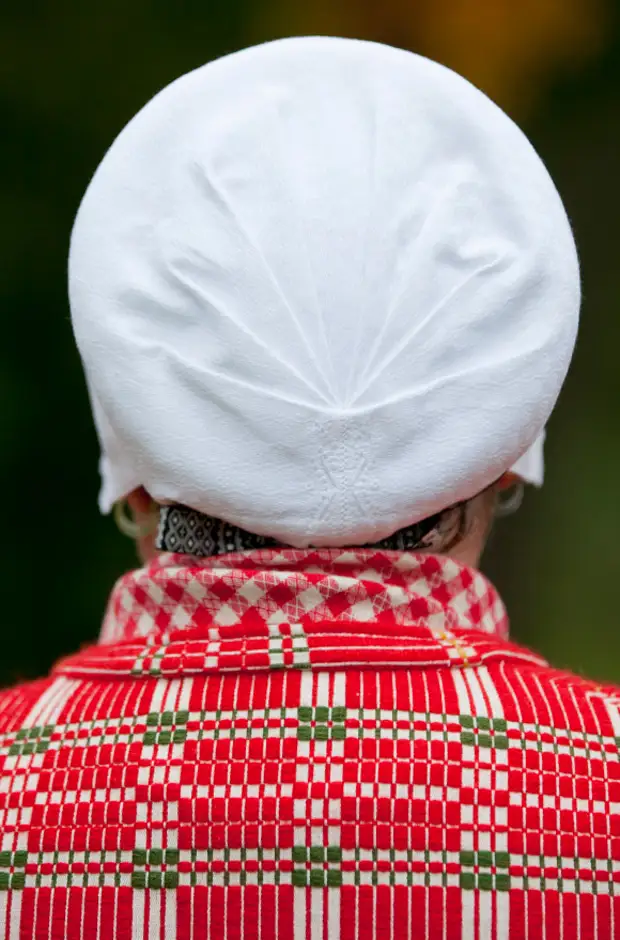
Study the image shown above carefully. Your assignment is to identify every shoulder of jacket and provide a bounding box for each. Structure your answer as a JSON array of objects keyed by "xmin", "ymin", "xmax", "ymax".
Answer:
[{"xmin": 0, "ymin": 676, "xmax": 56, "ymax": 734}]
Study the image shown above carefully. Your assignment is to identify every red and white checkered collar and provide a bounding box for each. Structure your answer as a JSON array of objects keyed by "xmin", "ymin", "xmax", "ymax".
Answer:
[
  {"xmin": 99, "ymin": 549, "xmax": 509, "ymax": 646},
  {"xmin": 55, "ymin": 549, "xmax": 547, "ymax": 678}
]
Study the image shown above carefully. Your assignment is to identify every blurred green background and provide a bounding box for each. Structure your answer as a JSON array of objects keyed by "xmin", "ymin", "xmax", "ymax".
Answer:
[{"xmin": 1, "ymin": 1, "xmax": 619, "ymax": 686}]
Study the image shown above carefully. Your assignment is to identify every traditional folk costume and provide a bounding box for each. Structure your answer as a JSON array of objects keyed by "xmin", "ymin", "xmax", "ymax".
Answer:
[{"xmin": 1, "ymin": 36, "xmax": 601, "ymax": 940}]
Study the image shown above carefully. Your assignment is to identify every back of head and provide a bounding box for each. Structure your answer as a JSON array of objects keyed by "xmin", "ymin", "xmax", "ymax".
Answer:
[{"xmin": 69, "ymin": 36, "xmax": 580, "ymax": 546}]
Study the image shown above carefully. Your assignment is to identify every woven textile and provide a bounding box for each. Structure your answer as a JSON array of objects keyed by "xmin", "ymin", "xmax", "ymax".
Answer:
[
  {"xmin": 1, "ymin": 550, "xmax": 620, "ymax": 939},
  {"xmin": 155, "ymin": 505, "xmax": 462, "ymax": 558}
]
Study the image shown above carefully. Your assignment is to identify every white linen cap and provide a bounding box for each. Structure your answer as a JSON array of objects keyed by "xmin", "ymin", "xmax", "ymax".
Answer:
[{"xmin": 69, "ymin": 36, "xmax": 579, "ymax": 547}]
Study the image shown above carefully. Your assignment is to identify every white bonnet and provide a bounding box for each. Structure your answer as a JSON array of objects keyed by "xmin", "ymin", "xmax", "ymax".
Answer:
[{"xmin": 69, "ymin": 37, "xmax": 579, "ymax": 546}]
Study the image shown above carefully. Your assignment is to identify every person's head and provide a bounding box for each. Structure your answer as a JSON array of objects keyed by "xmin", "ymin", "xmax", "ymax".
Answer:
[{"xmin": 69, "ymin": 38, "xmax": 580, "ymax": 567}]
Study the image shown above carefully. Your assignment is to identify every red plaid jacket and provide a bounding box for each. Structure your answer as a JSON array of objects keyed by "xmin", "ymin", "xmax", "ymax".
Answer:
[{"xmin": 1, "ymin": 549, "xmax": 619, "ymax": 939}]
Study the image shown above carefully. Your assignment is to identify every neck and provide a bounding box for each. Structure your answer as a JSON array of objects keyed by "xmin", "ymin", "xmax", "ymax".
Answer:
[{"xmin": 131, "ymin": 490, "xmax": 497, "ymax": 569}]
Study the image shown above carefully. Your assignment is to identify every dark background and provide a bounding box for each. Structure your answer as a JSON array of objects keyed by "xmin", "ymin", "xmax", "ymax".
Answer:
[{"xmin": 1, "ymin": 1, "xmax": 619, "ymax": 686}]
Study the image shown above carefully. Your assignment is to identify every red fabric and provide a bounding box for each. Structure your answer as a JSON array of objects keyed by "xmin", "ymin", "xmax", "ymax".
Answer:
[{"xmin": 1, "ymin": 549, "xmax": 619, "ymax": 938}]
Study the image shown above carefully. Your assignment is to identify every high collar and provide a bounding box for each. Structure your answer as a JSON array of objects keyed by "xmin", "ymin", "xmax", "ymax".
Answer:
[
  {"xmin": 100, "ymin": 548, "xmax": 509, "ymax": 644},
  {"xmin": 55, "ymin": 549, "xmax": 547, "ymax": 678}
]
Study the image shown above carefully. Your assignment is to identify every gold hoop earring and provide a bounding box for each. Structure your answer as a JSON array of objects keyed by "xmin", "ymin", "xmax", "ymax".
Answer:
[
  {"xmin": 495, "ymin": 482, "xmax": 525, "ymax": 518},
  {"xmin": 113, "ymin": 500, "xmax": 158, "ymax": 540}
]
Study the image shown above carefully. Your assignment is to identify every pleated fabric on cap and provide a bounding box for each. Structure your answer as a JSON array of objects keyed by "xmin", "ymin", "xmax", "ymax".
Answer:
[{"xmin": 69, "ymin": 36, "xmax": 580, "ymax": 547}]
